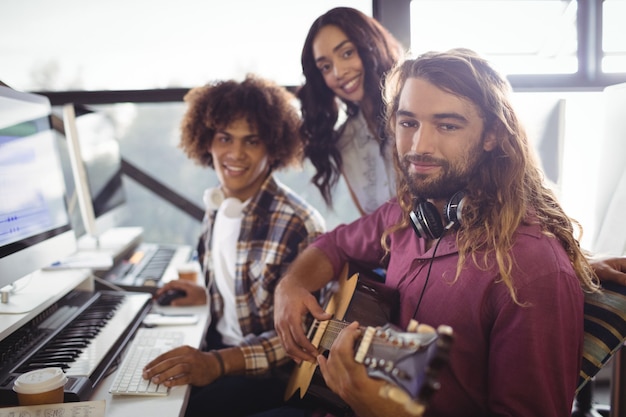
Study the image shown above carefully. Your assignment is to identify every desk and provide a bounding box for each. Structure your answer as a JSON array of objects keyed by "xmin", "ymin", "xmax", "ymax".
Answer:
[
  {"xmin": 89, "ymin": 304, "xmax": 210, "ymax": 417},
  {"xmin": 0, "ymin": 269, "xmax": 93, "ymax": 333},
  {"xmin": 1, "ymin": 244, "xmax": 209, "ymax": 417}
]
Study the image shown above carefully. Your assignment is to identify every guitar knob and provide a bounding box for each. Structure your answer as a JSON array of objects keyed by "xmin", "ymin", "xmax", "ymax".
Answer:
[
  {"xmin": 382, "ymin": 360, "xmax": 395, "ymax": 374},
  {"xmin": 418, "ymin": 376, "xmax": 441, "ymax": 403},
  {"xmin": 391, "ymin": 367, "xmax": 409, "ymax": 380}
]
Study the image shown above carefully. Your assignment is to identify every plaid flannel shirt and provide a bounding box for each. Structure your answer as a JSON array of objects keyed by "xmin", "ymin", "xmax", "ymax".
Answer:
[{"xmin": 198, "ymin": 175, "xmax": 325, "ymax": 375}]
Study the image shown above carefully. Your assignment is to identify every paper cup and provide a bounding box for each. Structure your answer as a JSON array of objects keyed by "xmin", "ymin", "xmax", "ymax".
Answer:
[
  {"xmin": 13, "ymin": 367, "xmax": 67, "ymax": 406},
  {"xmin": 177, "ymin": 262, "xmax": 199, "ymax": 282}
]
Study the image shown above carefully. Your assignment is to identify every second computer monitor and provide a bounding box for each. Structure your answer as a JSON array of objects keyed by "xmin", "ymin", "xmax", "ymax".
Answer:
[{"xmin": 62, "ymin": 104, "xmax": 130, "ymax": 247}]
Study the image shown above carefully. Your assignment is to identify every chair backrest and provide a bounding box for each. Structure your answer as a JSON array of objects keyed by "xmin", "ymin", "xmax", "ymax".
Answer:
[{"xmin": 578, "ymin": 281, "xmax": 626, "ymax": 392}]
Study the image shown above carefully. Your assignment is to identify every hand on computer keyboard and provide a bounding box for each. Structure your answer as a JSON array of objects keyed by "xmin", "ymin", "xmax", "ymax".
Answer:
[
  {"xmin": 109, "ymin": 328, "xmax": 185, "ymax": 396},
  {"xmin": 142, "ymin": 345, "xmax": 228, "ymax": 388},
  {"xmin": 154, "ymin": 280, "xmax": 207, "ymax": 307}
]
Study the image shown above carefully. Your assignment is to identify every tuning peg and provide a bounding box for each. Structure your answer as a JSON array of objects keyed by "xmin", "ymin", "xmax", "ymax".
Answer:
[
  {"xmin": 407, "ymin": 319, "xmax": 437, "ymax": 335},
  {"xmin": 417, "ymin": 323, "xmax": 435, "ymax": 334},
  {"xmin": 436, "ymin": 324, "xmax": 453, "ymax": 337}
]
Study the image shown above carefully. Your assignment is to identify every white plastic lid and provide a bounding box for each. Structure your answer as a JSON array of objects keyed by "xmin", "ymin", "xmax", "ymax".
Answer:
[
  {"xmin": 177, "ymin": 262, "xmax": 198, "ymax": 273},
  {"xmin": 13, "ymin": 367, "xmax": 68, "ymax": 394}
]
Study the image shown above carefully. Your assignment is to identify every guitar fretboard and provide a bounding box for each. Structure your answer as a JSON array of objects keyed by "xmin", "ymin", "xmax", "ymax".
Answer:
[{"xmin": 317, "ymin": 319, "xmax": 349, "ymax": 350}]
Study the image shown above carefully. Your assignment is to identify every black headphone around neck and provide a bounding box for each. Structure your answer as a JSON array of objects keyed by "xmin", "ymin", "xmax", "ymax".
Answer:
[{"xmin": 409, "ymin": 191, "xmax": 466, "ymax": 240}]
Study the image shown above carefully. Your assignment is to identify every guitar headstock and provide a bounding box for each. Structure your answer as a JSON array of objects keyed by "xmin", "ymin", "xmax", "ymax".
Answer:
[{"xmin": 354, "ymin": 322, "xmax": 454, "ymax": 415}]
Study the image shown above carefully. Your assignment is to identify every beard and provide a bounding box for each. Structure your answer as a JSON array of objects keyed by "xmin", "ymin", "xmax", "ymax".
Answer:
[{"xmin": 399, "ymin": 145, "xmax": 484, "ymax": 200}]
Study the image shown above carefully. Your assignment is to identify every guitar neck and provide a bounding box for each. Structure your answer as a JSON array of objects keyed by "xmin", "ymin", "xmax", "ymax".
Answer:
[
  {"xmin": 316, "ymin": 319, "xmax": 350, "ymax": 351},
  {"xmin": 316, "ymin": 319, "xmax": 385, "ymax": 356}
]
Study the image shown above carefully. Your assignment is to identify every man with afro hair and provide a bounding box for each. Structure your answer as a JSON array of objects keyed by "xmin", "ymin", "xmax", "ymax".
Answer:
[{"xmin": 144, "ymin": 74, "xmax": 326, "ymax": 417}]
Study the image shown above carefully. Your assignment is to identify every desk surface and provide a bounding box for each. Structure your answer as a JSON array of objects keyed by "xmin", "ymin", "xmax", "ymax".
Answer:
[
  {"xmin": 1, "ymin": 237, "xmax": 209, "ymax": 417},
  {"xmin": 0, "ymin": 268, "xmax": 93, "ymax": 337},
  {"xmin": 90, "ymin": 303, "xmax": 210, "ymax": 417}
]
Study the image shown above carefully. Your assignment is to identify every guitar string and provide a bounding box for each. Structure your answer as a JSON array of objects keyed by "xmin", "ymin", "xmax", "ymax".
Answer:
[
  {"xmin": 320, "ymin": 324, "xmax": 426, "ymax": 353},
  {"xmin": 320, "ymin": 321, "xmax": 418, "ymax": 348}
]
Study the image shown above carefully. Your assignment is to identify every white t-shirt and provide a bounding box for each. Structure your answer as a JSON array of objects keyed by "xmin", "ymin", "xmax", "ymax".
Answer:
[{"xmin": 211, "ymin": 197, "xmax": 245, "ymax": 346}]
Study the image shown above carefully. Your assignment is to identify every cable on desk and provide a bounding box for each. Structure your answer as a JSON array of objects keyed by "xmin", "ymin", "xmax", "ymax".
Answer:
[{"xmin": 92, "ymin": 274, "xmax": 127, "ymax": 292}]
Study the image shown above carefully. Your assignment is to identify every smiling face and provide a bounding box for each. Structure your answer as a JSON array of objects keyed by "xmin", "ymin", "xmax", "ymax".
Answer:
[
  {"xmin": 312, "ymin": 24, "xmax": 365, "ymax": 104},
  {"xmin": 209, "ymin": 117, "xmax": 270, "ymax": 202},
  {"xmin": 395, "ymin": 77, "xmax": 496, "ymax": 202}
]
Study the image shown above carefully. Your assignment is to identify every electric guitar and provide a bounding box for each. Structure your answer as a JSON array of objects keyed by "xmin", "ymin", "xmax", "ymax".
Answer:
[{"xmin": 284, "ymin": 264, "xmax": 454, "ymax": 416}]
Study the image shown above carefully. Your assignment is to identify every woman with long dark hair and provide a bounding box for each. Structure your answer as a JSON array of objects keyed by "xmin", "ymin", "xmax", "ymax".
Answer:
[{"xmin": 298, "ymin": 7, "xmax": 404, "ymax": 215}]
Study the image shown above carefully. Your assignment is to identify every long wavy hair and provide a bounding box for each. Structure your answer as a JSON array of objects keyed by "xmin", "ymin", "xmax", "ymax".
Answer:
[
  {"xmin": 381, "ymin": 49, "xmax": 598, "ymax": 302},
  {"xmin": 179, "ymin": 74, "xmax": 303, "ymax": 171},
  {"xmin": 298, "ymin": 7, "xmax": 403, "ymax": 205}
]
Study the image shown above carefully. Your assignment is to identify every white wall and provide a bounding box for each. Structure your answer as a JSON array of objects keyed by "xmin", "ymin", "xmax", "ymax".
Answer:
[
  {"xmin": 513, "ymin": 90, "xmax": 605, "ymax": 251},
  {"xmin": 591, "ymin": 83, "xmax": 626, "ymax": 256}
]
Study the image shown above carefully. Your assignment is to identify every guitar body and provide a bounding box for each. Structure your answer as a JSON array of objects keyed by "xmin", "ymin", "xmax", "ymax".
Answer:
[{"xmin": 284, "ymin": 264, "xmax": 399, "ymax": 415}]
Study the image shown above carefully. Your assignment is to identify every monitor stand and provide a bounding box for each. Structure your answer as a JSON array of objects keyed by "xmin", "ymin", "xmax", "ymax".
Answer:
[
  {"xmin": 42, "ymin": 227, "xmax": 144, "ymax": 272},
  {"xmin": 77, "ymin": 227, "xmax": 143, "ymax": 257}
]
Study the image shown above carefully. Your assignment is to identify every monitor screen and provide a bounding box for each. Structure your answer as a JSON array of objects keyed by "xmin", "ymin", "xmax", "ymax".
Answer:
[
  {"xmin": 62, "ymin": 104, "xmax": 128, "ymax": 245},
  {"xmin": 0, "ymin": 86, "xmax": 77, "ymax": 306}
]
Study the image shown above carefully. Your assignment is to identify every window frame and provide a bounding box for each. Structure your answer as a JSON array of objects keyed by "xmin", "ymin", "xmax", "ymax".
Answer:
[
  {"xmin": 30, "ymin": 0, "xmax": 626, "ymax": 104},
  {"xmin": 374, "ymin": 0, "xmax": 626, "ymax": 92}
]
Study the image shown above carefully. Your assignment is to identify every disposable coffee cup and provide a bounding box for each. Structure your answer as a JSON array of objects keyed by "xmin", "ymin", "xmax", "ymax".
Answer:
[
  {"xmin": 177, "ymin": 262, "xmax": 199, "ymax": 282},
  {"xmin": 13, "ymin": 367, "xmax": 67, "ymax": 406}
]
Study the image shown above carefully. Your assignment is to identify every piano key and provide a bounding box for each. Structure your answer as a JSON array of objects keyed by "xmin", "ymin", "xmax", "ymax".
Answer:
[{"xmin": 0, "ymin": 290, "xmax": 152, "ymax": 404}]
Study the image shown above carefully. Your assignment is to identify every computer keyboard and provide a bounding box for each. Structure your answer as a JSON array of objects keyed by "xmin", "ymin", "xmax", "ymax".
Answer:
[{"xmin": 109, "ymin": 327, "xmax": 185, "ymax": 396}]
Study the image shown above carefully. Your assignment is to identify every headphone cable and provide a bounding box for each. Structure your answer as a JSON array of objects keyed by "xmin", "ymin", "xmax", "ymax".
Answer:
[{"xmin": 412, "ymin": 221, "xmax": 454, "ymax": 319}]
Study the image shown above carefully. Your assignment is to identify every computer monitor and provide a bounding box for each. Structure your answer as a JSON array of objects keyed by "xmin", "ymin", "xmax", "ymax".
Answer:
[
  {"xmin": 62, "ymin": 104, "xmax": 130, "ymax": 248},
  {"xmin": 0, "ymin": 86, "xmax": 78, "ymax": 311}
]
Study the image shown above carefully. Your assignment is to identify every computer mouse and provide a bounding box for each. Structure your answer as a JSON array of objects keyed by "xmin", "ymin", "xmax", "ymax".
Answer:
[{"xmin": 156, "ymin": 289, "xmax": 187, "ymax": 306}]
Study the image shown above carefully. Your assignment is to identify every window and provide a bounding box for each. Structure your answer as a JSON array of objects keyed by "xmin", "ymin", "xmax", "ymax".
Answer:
[
  {"xmin": 1, "ymin": 0, "xmax": 371, "ymax": 92},
  {"xmin": 410, "ymin": 0, "xmax": 578, "ymax": 75},
  {"xmin": 602, "ymin": 0, "xmax": 626, "ymax": 73},
  {"xmin": 52, "ymin": 101, "xmax": 360, "ymax": 246}
]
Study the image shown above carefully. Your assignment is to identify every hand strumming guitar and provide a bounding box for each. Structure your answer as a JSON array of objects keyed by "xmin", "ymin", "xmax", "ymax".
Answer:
[{"xmin": 274, "ymin": 247, "xmax": 334, "ymax": 364}]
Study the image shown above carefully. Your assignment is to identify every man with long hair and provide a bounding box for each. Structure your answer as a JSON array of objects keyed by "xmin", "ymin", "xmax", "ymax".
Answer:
[{"xmin": 273, "ymin": 49, "xmax": 599, "ymax": 417}]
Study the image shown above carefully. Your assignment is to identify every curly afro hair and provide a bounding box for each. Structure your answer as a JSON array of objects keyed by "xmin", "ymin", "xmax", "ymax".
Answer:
[{"xmin": 179, "ymin": 74, "xmax": 303, "ymax": 171}]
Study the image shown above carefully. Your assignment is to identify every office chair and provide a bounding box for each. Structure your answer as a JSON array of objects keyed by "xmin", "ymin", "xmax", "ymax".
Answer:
[{"xmin": 572, "ymin": 281, "xmax": 626, "ymax": 417}]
